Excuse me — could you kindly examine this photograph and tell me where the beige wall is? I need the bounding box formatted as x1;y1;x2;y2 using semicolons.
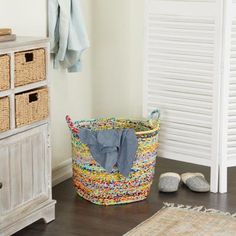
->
0;0;93;168
0;0;145;169
50;0;93;168
92;0;145;118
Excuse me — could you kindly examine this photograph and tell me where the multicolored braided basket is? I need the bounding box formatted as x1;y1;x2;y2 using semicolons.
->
66;110;160;205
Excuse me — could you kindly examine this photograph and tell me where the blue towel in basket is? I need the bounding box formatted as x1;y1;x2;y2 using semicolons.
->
78;129;138;177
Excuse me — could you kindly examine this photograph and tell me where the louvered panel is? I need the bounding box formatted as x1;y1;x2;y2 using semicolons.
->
148;83;212;96
149;65;213;78
148;89;212;102
228;127;236;135
160;132;211;147
148;75;213;87
160;125;212;143
148;100;211;115
227;19;236;160
161;120;212;134
144;0;218;163
148;94;212;109
158;140;210;158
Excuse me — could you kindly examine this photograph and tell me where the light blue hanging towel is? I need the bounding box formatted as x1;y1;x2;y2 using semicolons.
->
48;0;89;72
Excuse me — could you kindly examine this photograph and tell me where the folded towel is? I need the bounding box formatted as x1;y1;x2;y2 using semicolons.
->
0;28;12;36
48;0;89;72
79;129;138;177
0;34;16;43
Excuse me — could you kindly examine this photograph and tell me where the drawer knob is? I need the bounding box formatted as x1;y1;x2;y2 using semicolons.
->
0;183;2;189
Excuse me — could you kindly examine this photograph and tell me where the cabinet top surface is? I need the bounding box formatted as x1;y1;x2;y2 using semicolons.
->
0;36;49;50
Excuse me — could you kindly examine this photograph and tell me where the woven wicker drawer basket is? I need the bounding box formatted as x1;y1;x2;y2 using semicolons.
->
0;54;10;91
15;87;48;127
15;48;46;87
0;97;10;132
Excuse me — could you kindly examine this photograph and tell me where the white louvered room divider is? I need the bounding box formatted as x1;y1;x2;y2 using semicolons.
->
144;0;236;193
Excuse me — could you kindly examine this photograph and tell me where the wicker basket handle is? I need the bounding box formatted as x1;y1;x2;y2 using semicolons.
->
149;109;160;125
66;115;79;135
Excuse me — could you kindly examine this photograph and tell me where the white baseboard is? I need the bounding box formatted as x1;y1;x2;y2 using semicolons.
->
52;158;72;187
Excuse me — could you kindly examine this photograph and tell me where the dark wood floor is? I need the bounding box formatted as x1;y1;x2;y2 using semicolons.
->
15;158;236;236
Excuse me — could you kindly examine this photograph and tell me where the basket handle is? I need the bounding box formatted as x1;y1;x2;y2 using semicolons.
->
149;109;160;121
66;115;79;135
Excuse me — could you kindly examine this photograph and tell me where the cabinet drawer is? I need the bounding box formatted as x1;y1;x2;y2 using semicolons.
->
0;97;10;132
15;87;49;127
15;48;46;87
0;54;10;91
0;125;49;216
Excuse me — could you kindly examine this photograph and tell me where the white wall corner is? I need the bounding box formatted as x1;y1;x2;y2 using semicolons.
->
52;158;72;187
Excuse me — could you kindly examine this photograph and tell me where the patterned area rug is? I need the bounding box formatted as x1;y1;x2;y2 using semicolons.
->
124;203;236;236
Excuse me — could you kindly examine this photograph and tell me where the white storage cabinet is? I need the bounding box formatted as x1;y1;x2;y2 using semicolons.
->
0;37;56;236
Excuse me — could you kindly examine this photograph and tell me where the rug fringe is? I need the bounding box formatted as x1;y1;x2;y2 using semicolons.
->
163;202;236;218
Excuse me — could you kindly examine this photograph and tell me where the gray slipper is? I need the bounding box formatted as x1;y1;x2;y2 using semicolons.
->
181;173;210;192
158;172;181;193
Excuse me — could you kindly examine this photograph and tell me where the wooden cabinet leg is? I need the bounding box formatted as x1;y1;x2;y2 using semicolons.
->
42;203;56;224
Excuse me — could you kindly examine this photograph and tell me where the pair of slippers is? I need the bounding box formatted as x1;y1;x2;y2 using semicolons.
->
158;172;210;193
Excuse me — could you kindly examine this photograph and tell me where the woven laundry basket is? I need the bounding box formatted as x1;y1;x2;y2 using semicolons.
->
0;54;10;91
15;48;46;87
15;87;48;127
0;97;10;132
66;110;160;205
